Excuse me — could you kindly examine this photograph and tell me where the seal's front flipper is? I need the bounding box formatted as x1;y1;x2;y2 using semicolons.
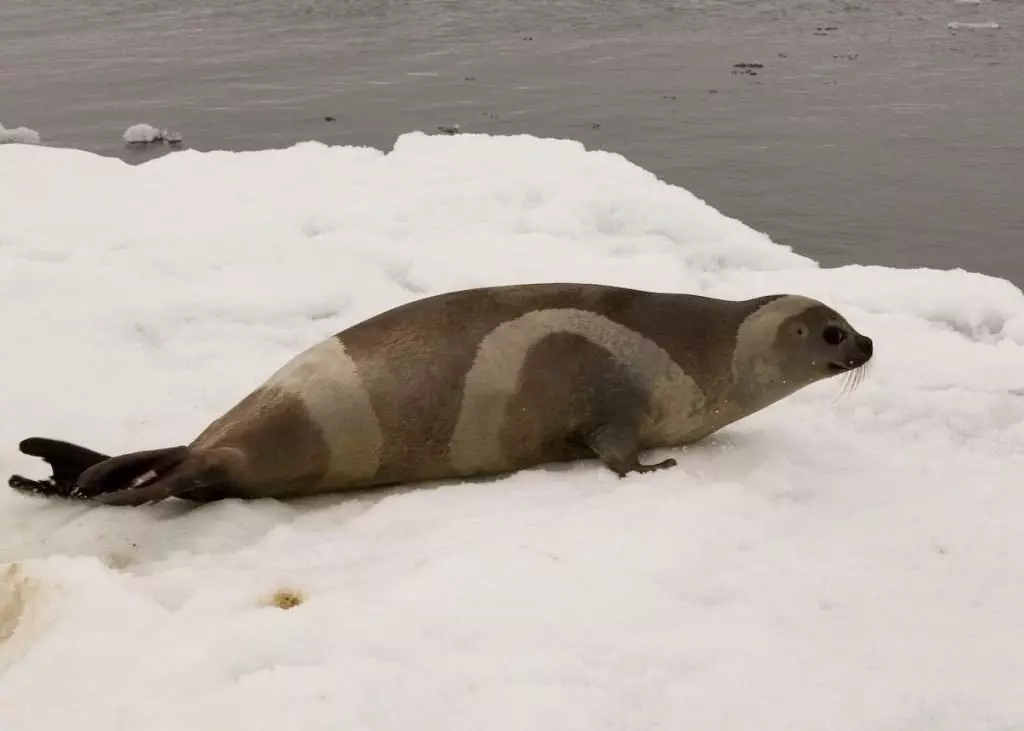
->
9;437;113;498
586;422;678;478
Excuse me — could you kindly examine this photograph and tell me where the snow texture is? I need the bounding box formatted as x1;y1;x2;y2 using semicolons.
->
0;123;41;145
2;132;1024;730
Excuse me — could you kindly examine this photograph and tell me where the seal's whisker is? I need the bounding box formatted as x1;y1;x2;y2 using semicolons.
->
831;374;850;404
857;360;873;391
833;360;871;403
848;360;871;396
840;370;856;400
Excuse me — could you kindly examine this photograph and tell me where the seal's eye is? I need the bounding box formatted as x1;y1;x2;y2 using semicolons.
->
823;325;846;345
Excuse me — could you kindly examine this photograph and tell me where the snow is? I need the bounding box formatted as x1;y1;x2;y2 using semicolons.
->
0;123;41;145
2;131;1024;730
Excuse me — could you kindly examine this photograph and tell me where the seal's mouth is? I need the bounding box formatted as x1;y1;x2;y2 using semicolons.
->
828;357;870;374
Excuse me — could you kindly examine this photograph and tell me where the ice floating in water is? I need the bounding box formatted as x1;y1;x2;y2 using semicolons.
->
122;123;163;143
122;123;183;145
0;123;41;145
947;20;1000;29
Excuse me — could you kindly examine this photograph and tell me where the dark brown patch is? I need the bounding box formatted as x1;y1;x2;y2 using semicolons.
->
499;332;647;470
340;284;602;483
192;386;332;498
584;290;784;400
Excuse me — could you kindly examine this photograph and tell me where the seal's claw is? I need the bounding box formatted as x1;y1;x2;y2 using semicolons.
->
9;474;46;493
8;473;87;499
631;457;678;475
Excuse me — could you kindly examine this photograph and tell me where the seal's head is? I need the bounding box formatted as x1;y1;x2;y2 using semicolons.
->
776;299;873;379
731;294;874;405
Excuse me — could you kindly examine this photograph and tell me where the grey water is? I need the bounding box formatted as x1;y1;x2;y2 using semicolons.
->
2;0;1022;285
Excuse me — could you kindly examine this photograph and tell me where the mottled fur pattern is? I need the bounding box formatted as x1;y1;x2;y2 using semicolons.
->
10;283;874;505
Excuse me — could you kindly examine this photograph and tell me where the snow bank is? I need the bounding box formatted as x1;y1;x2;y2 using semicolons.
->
2;132;1024;731
0;123;41;145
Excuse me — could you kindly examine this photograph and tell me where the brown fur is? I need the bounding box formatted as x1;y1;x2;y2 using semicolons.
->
9;283;873;505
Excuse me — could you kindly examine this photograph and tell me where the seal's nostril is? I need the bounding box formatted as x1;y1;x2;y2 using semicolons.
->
856;335;873;357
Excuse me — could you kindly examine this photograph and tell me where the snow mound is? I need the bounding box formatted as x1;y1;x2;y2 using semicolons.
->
2;132;1024;730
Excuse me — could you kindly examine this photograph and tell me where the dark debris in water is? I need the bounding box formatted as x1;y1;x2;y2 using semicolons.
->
324;116;337;123
733;62;764;69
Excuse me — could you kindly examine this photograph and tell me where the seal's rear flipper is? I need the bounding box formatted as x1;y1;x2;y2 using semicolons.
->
73;446;240;506
8;440;205;506
9;437;113;499
72;446;193;505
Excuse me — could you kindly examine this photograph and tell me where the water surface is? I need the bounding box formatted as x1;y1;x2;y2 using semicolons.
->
2;0;1021;283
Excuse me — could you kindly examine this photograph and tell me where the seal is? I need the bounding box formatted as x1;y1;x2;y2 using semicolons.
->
9;282;873;506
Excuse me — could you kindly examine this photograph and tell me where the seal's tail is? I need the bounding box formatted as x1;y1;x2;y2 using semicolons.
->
9;437;221;506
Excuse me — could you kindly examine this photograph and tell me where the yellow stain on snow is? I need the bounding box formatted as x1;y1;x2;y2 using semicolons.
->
0;563;34;644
